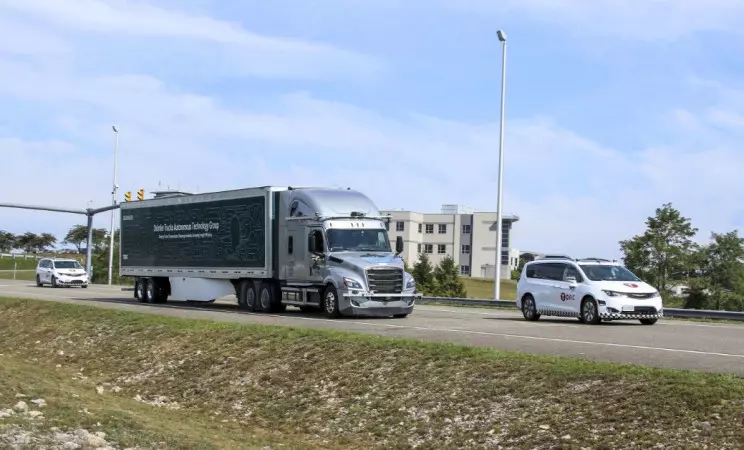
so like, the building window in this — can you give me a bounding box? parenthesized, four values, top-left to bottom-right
(417, 243, 422, 253)
(438, 224, 447, 234)
(461, 244, 470, 254)
(462, 224, 471, 234)
(396, 221, 404, 231)
(425, 224, 434, 234)
(501, 250, 509, 266)
(438, 244, 446, 254)
(418, 223, 422, 233)
(424, 244, 433, 254)
(460, 265, 470, 275)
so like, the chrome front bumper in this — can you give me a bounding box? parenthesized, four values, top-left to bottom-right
(339, 291, 420, 317)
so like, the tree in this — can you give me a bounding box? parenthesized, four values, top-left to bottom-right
(433, 255, 467, 298)
(37, 233, 58, 252)
(0, 231, 16, 253)
(696, 230, 744, 310)
(63, 224, 107, 252)
(619, 203, 697, 293)
(15, 232, 40, 253)
(411, 253, 437, 295)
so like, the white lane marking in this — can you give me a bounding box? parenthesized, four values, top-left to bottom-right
(3, 290, 744, 360)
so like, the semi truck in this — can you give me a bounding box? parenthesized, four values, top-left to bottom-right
(119, 186, 419, 318)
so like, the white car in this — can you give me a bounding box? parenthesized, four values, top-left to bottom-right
(515, 257, 662, 325)
(35, 258, 89, 288)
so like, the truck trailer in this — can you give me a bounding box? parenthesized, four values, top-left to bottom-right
(119, 186, 419, 318)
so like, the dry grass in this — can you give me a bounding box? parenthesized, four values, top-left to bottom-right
(461, 276, 517, 300)
(1, 297, 743, 449)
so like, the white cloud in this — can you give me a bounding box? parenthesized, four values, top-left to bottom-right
(441, 0, 744, 41)
(0, 0, 383, 80)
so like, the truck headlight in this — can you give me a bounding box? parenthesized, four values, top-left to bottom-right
(343, 278, 363, 289)
(405, 274, 415, 290)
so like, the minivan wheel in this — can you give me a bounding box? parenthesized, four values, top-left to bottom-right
(581, 297, 601, 325)
(36, 275, 42, 287)
(521, 294, 540, 321)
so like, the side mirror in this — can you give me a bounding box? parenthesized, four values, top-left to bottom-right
(566, 276, 577, 287)
(396, 236, 404, 254)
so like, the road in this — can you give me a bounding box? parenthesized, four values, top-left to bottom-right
(1, 279, 743, 376)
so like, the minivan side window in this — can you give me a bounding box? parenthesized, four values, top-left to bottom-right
(564, 265, 583, 282)
(526, 263, 565, 280)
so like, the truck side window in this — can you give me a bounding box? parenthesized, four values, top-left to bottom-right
(288, 236, 293, 254)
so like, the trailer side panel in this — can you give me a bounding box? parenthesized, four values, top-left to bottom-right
(120, 192, 269, 277)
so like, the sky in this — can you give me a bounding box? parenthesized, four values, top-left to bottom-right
(2, 0, 744, 260)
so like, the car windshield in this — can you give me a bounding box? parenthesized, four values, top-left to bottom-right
(326, 228, 391, 252)
(580, 264, 641, 282)
(53, 261, 82, 269)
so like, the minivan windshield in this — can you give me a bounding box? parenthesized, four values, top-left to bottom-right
(580, 264, 641, 282)
(53, 260, 82, 269)
(326, 229, 391, 253)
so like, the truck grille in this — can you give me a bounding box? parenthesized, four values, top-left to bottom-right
(366, 267, 403, 294)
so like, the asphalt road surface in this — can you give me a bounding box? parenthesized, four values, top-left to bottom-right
(1, 279, 743, 377)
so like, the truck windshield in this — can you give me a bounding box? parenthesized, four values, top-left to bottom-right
(53, 261, 82, 269)
(580, 264, 641, 282)
(326, 229, 391, 252)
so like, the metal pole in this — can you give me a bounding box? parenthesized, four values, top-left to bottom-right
(494, 30, 507, 300)
(107, 126, 119, 285)
(85, 213, 94, 282)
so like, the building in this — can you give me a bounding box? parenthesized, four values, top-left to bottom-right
(380, 204, 519, 279)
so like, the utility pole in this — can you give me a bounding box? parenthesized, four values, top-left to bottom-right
(107, 125, 119, 285)
(494, 29, 507, 300)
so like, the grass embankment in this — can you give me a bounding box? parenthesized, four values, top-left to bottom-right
(461, 277, 517, 300)
(1, 298, 743, 449)
(0, 258, 37, 281)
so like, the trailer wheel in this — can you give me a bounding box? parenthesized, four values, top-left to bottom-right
(150, 278, 168, 303)
(238, 280, 257, 312)
(135, 278, 147, 303)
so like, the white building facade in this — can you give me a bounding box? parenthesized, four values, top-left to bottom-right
(381, 205, 519, 279)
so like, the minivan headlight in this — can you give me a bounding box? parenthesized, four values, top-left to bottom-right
(602, 290, 622, 297)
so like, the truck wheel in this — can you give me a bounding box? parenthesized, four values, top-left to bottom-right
(258, 284, 273, 313)
(238, 280, 257, 312)
(323, 284, 341, 318)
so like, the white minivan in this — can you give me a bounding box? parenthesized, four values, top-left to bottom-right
(35, 258, 89, 288)
(515, 257, 662, 325)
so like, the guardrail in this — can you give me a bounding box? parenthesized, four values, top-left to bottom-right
(419, 296, 744, 322)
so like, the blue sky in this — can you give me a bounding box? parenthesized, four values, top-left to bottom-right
(2, 0, 744, 259)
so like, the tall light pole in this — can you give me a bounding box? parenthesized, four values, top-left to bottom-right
(107, 125, 119, 285)
(493, 29, 507, 300)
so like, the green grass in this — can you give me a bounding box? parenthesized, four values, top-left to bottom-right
(0, 297, 742, 449)
(461, 276, 517, 300)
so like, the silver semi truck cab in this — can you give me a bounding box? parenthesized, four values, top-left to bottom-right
(278, 188, 419, 317)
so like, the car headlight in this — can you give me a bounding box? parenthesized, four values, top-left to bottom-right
(602, 290, 622, 297)
(343, 277, 363, 289)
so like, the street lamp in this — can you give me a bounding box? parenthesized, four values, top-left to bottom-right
(494, 29, 507, 300)
(107, 125, 119, 285)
